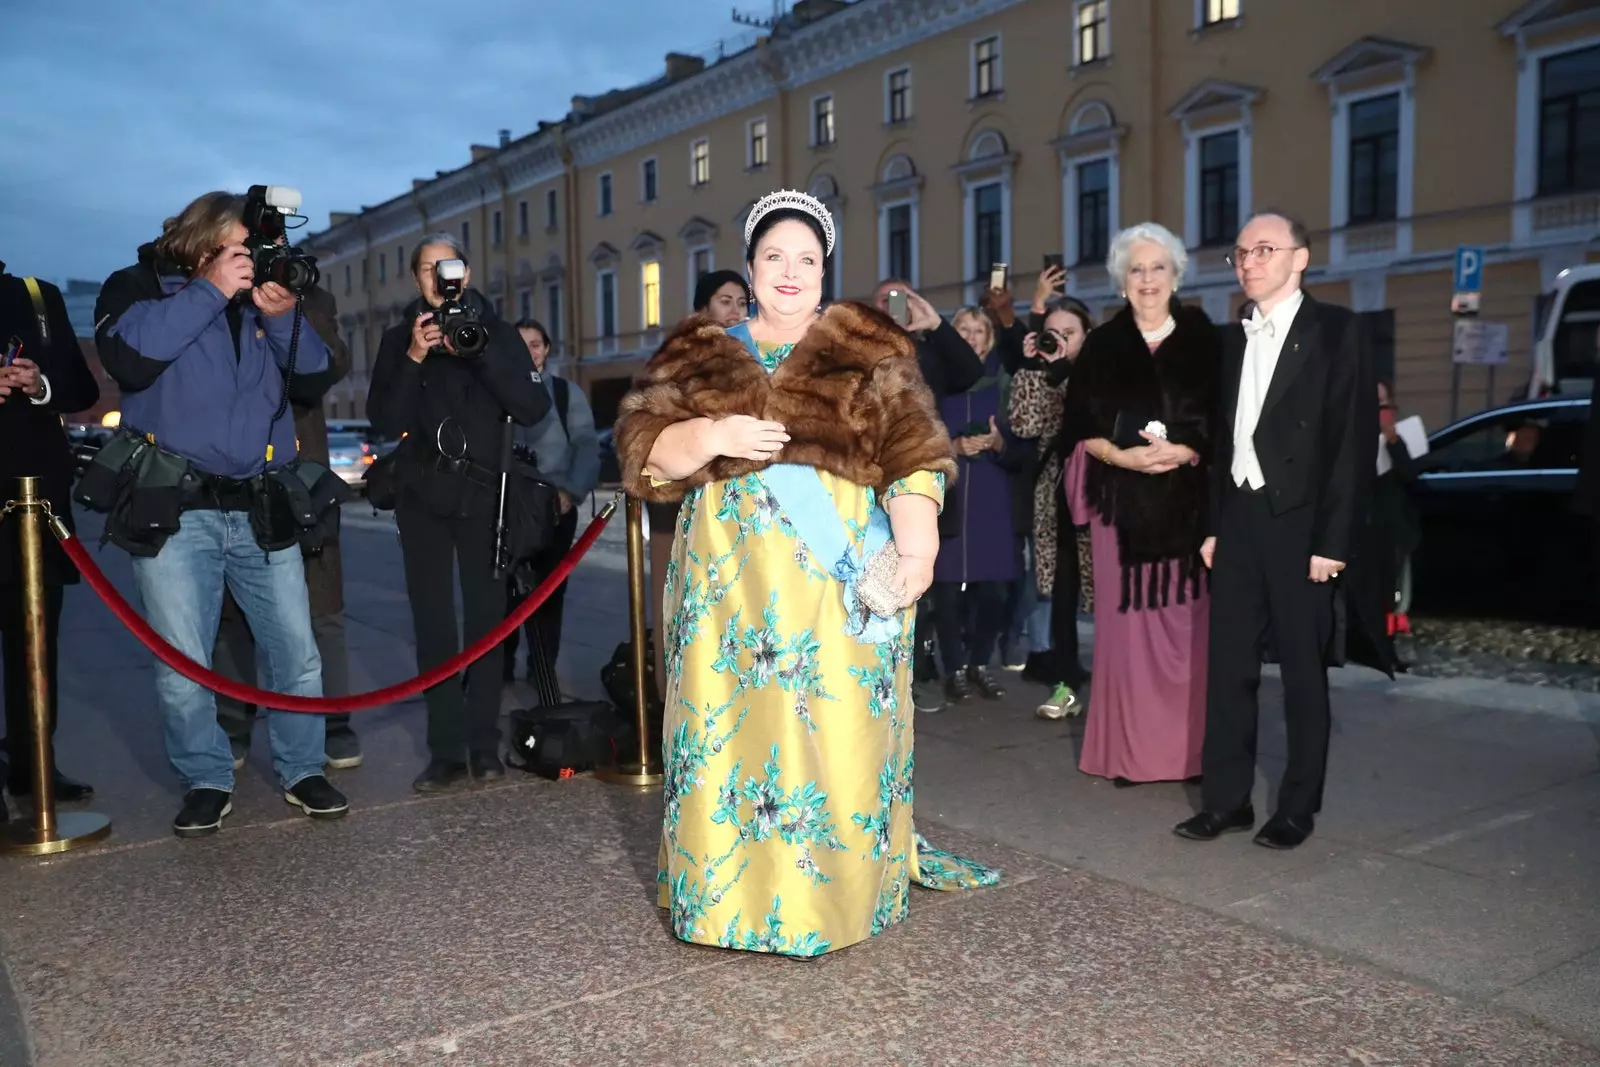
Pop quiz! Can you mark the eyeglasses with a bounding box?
[1225,244,1301,267]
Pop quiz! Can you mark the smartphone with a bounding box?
[989,263,1009,292]
[1043,253,1065,275]
[886,288,908,325]
[960,419,989,438]
[1,337,21,368]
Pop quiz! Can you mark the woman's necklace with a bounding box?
[1139,315,1176,346]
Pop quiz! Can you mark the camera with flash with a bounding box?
[430,258,487,357]
[243,185,320,294]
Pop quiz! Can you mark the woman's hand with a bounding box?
[904,289,941,333]
[1033,264,1067,313]
[981,285,1015,328]
[0,357,43,401]
[1104,441,1182,475]
[1022,331,1039,359]
[955,417,1003,457]
[407,312,443,363]
[890,551,935,607]
[708,414,790,461]
[1134,431,1196,471]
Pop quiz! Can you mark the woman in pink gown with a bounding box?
[1061,223,1221,786]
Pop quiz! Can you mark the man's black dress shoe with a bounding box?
[1253,814,1314,850]
[470,751,505,780]
[8,771,95,802]
[1173,805,1255,841]
[412,758,470,794]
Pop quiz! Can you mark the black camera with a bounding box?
[243,185,320,294]
[431,258,487,357]
[1036,329,1062,357]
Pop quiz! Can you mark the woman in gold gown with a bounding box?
[614,191,998,957]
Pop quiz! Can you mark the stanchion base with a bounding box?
[1,812,113,856]
[595,764,664,788]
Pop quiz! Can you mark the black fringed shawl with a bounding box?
[1061,300,1222,611]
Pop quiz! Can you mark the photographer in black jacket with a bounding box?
[367,235,548,792]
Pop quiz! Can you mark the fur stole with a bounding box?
[614,301,957,502]
[1062,300,1221,611]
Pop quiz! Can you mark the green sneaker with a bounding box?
[1036,683,1079,720]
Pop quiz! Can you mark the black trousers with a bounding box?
[931,580,1008,676]
[1203,486,1334,819]
[397,503,507,760]
[502,506,579,689]
[0,584,64,779]
[1047,503,1088,687]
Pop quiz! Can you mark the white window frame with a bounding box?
[1060,149,1120,274]
[640,157,659,203]
[884,67,913,125]
[686,245,714,311]
[877,197,921,289]
[595,268,618,355]
[1183,119,1252,251]
[962,176,1012,304]
[1512,32,1600,243]
[1194,0,1240,28]
[1073,0,1111,67]
[811,93,836,147]
[597,171,614,217]
[970,33,1003,99]
[640,258,663,331]
[690,138,711,186]
[1329,81,1415,261]
[746,117,769,169]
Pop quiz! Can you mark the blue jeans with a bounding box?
[130,510,325,792]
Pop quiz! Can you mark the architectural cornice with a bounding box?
[1168,78,1265,124]
[1312,36,1432,90]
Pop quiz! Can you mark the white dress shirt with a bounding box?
[1230,288,1304,489]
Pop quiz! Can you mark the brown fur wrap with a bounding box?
[614,301,957,502]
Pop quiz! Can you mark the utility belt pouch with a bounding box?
[74,427,198,557]
[73,428,148,513]
[254,459,350,554]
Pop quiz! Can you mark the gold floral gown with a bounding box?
[656,338,999,958]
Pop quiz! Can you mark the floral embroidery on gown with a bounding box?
[657,338,999,958]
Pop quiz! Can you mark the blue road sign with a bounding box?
[1454,246,1484,293]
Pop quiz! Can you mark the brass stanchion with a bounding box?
[1,476,111,856]
[596,495,663,787]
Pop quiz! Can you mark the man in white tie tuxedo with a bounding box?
[1175,212,1376,850]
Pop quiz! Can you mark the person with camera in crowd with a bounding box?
[212,281,362,771]
[500,316,600,689]
[0,262,102,820]
[367,235,548,793]
[92,189,347,837]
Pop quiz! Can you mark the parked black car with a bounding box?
[1409,396,1594,624]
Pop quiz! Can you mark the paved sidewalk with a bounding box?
[0,502,1593,1065]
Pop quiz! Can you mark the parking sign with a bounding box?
[1454,246,1484,294]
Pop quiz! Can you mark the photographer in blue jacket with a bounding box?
[92,188,349,838]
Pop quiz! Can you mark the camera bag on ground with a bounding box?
[600,630,661,713]
[506,618,632,779]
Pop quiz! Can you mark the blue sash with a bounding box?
[727,323,900,645]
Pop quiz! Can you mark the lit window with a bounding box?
[642,261,661,328]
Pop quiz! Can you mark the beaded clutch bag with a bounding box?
[855,542,903,618]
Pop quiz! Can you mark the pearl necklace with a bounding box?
[1140,316,1176,346]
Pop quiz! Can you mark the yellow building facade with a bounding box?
[301,0,1600,430]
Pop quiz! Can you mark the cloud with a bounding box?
[0,0,734,283]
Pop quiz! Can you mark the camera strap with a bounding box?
[22,278,50,344]
[260,297,305,466]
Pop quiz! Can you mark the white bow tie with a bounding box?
[1243,318,1275,339]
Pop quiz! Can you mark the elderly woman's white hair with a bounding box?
[1106,222,1188,293]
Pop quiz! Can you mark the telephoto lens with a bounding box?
[445,315,486,357]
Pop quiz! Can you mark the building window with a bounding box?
[642,158,658,203]
[397,245,405,276]
[460,220,470,252]
[1202,0,1240,25]
[598,173,613,217]
[886,203,914,282]
[1538,44,1600,196]
[691,139,711,186]
[973,36,1001,98]
[361,258,369,291]
[887,68,912,124]
[1076,159,1111,265]
[598,271,617,338]
[972,182,1004,282]
[344,264,351,296]
[813,95,836,146]
[517,199,529,237]
[518,289,532,322]
[748,119,768,168]
[546,282,562,343]
[691,247,712,285]
[378,253,387,284]
[490,209,502,248]
[545,189,558,230]
[1348,93,1400,223]
[1199,130,1240,247]
[642,260,662,329]
[1074,1,1109,66]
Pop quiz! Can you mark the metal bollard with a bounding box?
[1,476,112,856]
[596,495,664,787]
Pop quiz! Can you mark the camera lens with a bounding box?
[1037,331,1060,356]
[450,323,486,357]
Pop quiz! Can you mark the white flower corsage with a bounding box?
[1143,420,1168,440]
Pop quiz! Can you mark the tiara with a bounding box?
[743,189,836,255]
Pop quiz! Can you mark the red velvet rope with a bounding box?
[54,505,617,714]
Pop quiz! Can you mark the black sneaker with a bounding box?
[944,672,973,703]
[284,775,349,820]
[173,788,233,838]
[470,751,506,780]
[229,738,249,772]
[966,665,1007,700]
[324,728,363,770]
[413,758,470,794]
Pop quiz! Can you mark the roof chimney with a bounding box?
[665,52,707,81]
[469,144,496,162]
[499,128,511,147]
